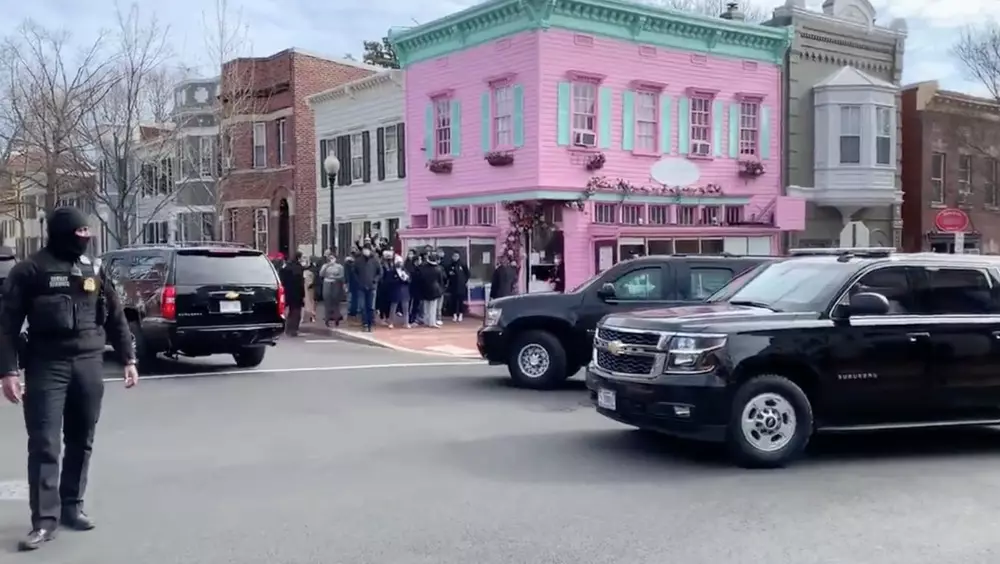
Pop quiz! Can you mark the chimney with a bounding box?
[720,2,745,21]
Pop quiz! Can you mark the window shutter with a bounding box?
[512,84,524,148]
[376,127,386,181]
[320,138,328,187]
[424,104,434,161]
[659,96,671,154]
[712,100,723,157]
[728,104,740,159]
[480,92,491,152]
[556,82,571,146]
[337,135,351,186]
[598,87,612,150]
[449,100,461,157]
[760,105,771,160]
[362,130,372,183]
[621,90,635,151]
[677,97,690,154]
[396,122,406,179]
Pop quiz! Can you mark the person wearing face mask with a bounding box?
[352,245,381,331]
[0,207,137,551]
[446,252,470,322]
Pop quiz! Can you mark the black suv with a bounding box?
[478,255,770,389]
[587,248,1000,468]
[101,242,285,369]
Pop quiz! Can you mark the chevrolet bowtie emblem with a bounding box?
[607,340,625,356]
[225,291,239,300]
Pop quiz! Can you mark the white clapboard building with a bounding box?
[307,69,406,257]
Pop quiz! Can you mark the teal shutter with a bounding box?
[659,95,671,154]
[677,97,689,155]
[621,90,635,151]
[450,100,461,157]
[598,87,612,149]
[729,103,740,159]
[512,84,524,148]
[424,104,434,161]
[712,100,723,157]
[556,82,571,146]
[760,105,771,160]
[480,92,491,152]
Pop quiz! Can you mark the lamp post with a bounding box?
[323,155,341,256]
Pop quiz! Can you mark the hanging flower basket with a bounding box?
[485,151,514,167]
[738,160,765,178]
[428,159,453,174]
[585,152,606,171]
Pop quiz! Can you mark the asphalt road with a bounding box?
[1,338,999,563]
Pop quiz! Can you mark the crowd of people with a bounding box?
[272,236,493,334]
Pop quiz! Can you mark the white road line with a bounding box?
[101,361,484,382]
[304,339,346,343]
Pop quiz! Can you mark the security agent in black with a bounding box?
[0,207,138,552]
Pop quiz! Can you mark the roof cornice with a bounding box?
[388,0,793,66]
[306,69,403,106]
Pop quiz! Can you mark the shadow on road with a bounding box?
[102,351,241,378]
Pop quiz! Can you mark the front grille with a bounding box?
[596,327,661,346]
[596,350,656,375]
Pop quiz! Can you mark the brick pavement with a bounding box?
[300,305,482,358]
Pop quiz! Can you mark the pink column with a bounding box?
[560,206,591,291]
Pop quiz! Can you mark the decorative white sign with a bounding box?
[650,158,701,187]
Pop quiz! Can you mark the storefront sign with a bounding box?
[934,208,969,233]
[651,157,700,186]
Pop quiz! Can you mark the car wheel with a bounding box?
[234,346,267,368]
[129,320,155,371]
[507,330,568,390]
[726,374,813,469]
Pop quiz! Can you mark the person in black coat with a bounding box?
[351,245,382,332]
[281,252,307,336]
[404,250,422,325]
[446,252,470,322]
[417,253,446,328]
[490,256,518,301]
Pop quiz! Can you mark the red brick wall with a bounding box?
[899,88,925,252]
[219,49,374,254]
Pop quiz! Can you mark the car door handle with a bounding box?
[906,332,930,342]
[992,331,1000,340]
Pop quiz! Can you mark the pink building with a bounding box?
[390,0,804,304]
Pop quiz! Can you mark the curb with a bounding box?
[297,323,483,359]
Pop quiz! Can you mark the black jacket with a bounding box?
[0,249,133,374]
[352,255,382,290]
[418,262,446,300]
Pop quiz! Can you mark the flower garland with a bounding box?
[584,176,723,196]
[499,201,558,267]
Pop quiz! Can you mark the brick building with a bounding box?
[219,48,377,257]
[900,81,1000,253]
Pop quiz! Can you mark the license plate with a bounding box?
[219,300,241,313]
[598,389,616,411]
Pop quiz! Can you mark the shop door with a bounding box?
[594,240,617,274]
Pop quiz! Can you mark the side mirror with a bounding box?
[597,282,616,300]
[844,292,890,317]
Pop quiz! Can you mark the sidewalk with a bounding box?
[299,305,482,358]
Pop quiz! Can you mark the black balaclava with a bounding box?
[46,207,91,261]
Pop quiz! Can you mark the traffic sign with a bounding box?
[934,208,969,232]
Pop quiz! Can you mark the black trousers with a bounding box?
[22,354,105,530]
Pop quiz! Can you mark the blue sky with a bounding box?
[3,0,994,97]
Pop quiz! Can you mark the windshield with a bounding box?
[706,263,770,302]
[570,270,606,293]
[175,252,277,286]
[713,259,857,312]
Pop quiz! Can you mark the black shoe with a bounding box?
[61,509,96,531]
[17,529,56,551]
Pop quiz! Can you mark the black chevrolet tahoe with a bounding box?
[101,242,285,370]
[588,248,1000,468]
[478,254,771,389]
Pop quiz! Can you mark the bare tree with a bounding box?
[2,21,117,211]
[175,0,269,241]
[78,3,184,248]
[953,23,1000,103]
[636,0,769,23]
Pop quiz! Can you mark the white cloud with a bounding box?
[1,0,993,97]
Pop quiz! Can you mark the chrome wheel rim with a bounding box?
[517,344,550,379]
[740,393,797,453]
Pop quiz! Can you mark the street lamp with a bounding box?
[323,154,341,256]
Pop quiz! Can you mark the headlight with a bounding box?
[484,308,502,327]
[665,333,727,373]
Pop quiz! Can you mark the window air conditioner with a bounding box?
[573,132,597,147]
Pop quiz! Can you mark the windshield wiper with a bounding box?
[729,300,779,312]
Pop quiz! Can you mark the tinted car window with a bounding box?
[840,266,914,314]
[175,250,277,286]
[613,267,660,300]
[690,267,733,300]
[916,267,995,315]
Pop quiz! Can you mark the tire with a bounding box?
[726,374,814,469]
[507,330,569,390]
[234,346,267,368]
[129,320,156,371]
